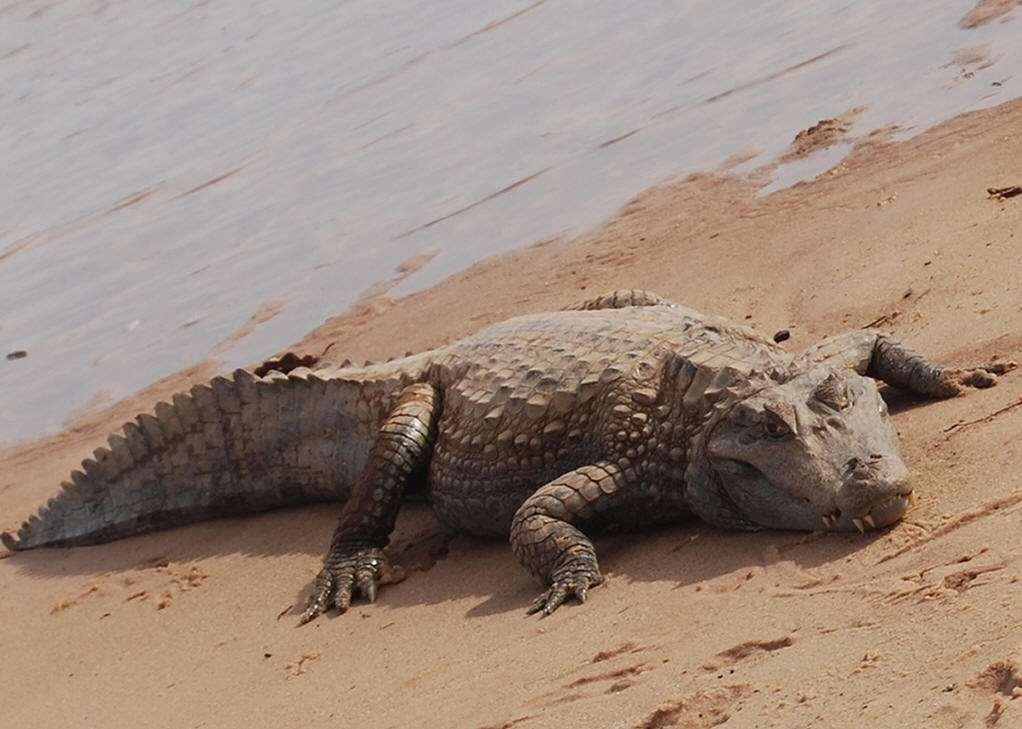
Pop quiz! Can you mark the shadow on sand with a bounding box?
[3,500,888,621]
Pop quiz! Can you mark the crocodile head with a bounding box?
[690,367,912,533]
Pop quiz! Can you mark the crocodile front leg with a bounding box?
[300,383,438,624]
[799,331,1015,397]
[510,462,637,616]
[868,336,1015,396]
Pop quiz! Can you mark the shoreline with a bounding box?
[2,96,1022,729]
[6,0,1022,445]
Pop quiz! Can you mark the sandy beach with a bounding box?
[3,90,1022,728]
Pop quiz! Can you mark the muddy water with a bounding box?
[1,0,1019,442]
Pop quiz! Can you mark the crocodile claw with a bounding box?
[299,547,384,625]
[941,361,1017,395]
[526,564,604,617]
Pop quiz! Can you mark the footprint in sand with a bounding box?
[591,642,653,663]
[50,584,101,613]
[701,636,794,672]
[285,652,321,679]
[931,659,1022,728]
[633,685,752,729]
[526,645,661,708]
[566,663,654,696]
[49,558,210,616]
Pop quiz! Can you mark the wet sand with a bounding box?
[3,97,1022,728]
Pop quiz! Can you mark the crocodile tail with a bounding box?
[2,367,384,551]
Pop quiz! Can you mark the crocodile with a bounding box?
[2,290,1014,620]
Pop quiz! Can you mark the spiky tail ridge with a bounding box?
[2,367,391,551]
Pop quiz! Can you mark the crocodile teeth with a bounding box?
[852,517,866,533]
[821,516,831,529]
[863,514,876,529]
[907,492,917,507]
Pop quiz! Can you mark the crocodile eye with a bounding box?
[813,373,851,410]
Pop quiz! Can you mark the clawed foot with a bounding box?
[940,361,1017,396]
[526,558,604,617]
[299,547,384,624]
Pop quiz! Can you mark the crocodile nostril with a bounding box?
[869,453,883,461]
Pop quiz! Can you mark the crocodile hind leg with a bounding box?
[799,331,1016,397]
[300,383,438,624]
[510,462,638,616]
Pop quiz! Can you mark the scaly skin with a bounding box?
[2,290,1013,620]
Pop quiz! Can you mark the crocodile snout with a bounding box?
[822,453,913,532]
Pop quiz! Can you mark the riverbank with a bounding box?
[2,97,1021,729]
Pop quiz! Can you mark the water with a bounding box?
[1,0,1019,442]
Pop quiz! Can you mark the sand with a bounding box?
[960,0,1022,29]
[2,99,1022,729]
